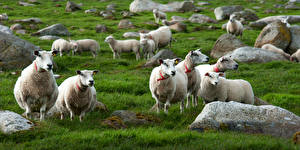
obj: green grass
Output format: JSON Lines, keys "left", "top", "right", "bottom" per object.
{"left": 0, "top": 0, "right": 300, "bottom": 149}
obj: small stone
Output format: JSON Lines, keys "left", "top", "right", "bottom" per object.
{"left": 118, "top": 19, "right": 135, "bottom": 29}
{"left": 95, "top": 24, "right": 108, "bottom": 33}
{"left": 10, "top": 24, "right": 23, "bottom": 31}
{"left": 16, "top": 30, "right": 26, "bottom": 34}
{"left": 85, "top": 9, "right": 97, "bottom": 14}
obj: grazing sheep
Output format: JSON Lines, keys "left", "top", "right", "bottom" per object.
{"left": 153, "top": 9, "right": 167, "bottom": 24}
{"left": 226, "top": 16, "right": 243, "bottom": 37}
{"left": 51, "top": 38, "right": 74, "bottom": 57}
{"left": 70, "top": 39, "right": 100, "bottom": 58}
{"left": 140, "top": 37, "right": 155, "bottom": 60}
{"left": 140, "top": 26, "right": 172, "bottom": 50}
{"left": 290, "top": 49, "right": 300, "bottom": 62}
{"left": 149, "top": 58, "right": 187, "bottom": 114}
{"left": 176, "top": 49, "right": 209, "bottom": 108}
{"left": 262, "top": 44, "right": 290, "bottom": 60}
{"left": 105, "top": 35, "right": 141, "bottom": 60}
{"left": 14, "top": 50, "right": 59, "bottom": 121}
{"left": 55, "top": 70, "right": 99, "bottom": 122}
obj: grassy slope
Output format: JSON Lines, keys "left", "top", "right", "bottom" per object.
{"left": 0, "top": 0, "right": 299, "bottom": 149}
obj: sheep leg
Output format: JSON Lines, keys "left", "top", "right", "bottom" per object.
{"left": 40, "top": 102, "right": 47, "bottom": 121}
{"left": 70, "top": 111, "right": 75, "bottom": 121}
{"left": 24, "top": 103, "right": 32, "bottom": 119}
{"left": 60, "top": 50, "right": 63, "bottom": 57}
{"left": 186, "top": 93, "right": 191, "bottom": 108}
{"left": 192, "top": 94, "right": 198, "bottom": 107}
{"left": 79, "top": 112, "right": 85, "bottom": 122}
{"left": 136, "top": 51, "right": 140, "bottom": 60}
{"left": 60, "top": 112, "right": 64, "bottom": 120}
{"left": 180, "top": 100, "right": 184, "bottom": 114}
{"left": 164, "top": 100, "right": 170, "bottom": 114}
{"left": 113, "top": 52, "right": 117, "bottom": 59}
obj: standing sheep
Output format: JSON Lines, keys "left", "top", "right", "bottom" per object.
{"left": 51, "top": 38, "right": 74, "bottom": 57}
{"left": 226, "top": 15, "right": 243, "bottom": 37}
{"left": 55, "top": 70, "right": 99, "bottom": 122}
{"left": 261, "top": 44, "right": 290, "bottom": 60}
{"left": 105, "top": 35, "right": 141, "bottom": 60}
{"left": 291, "top": 49, "right": 300, "bottom": 62}
{"left": 153, "top": 9, "right": 167, "bottom": 24}
{"left": 176, "top": 49, "right": 209, "bottom": 108}
{"left": 14, "top": 50, "right": 59, "bottom": 121}
{"left": 140, "top": 26, "right": 172, "bottom": 51}
{"left": 70, "top": 39, "right": 100, "bottom": 58}
{"left": 140, "top": 37, "right": 155, "bottom": 60}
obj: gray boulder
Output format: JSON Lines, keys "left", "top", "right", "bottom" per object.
{"left": 210, "top": 34, "right": 246, "bottom": 58}
{"left": 214, "top": 5, "right": 244, "bottom": 21}
{"left": 144, "top": 49, "right": 177, "bottom": 67}
{"left": 18, "top": 1, "right": 35, "bottom": 6}
{"left": 226, "top": 46, "right": 287, "bottom": 63}
{"left": 123, "top": 32, "right": 139, "bottom": 38}
{"left": 39, "top": 35, "right": 61, "bottom": 40}
{"left": 10, "top": 24, "right": 23, "bottom": 31}
{"left": 31, "top": 23, "right": 70, "bottom": 36}
{"left": 288, "top": 25, "right": 300, "bottom": 54}
{"left": 0, "top": 110, "right": 34, "bottom": 134}
{"left": 171, "top": 16, "right": 188, "bottom": 22}
{"left": 189, "top": 14, "right": 217, "bottom": 24}
{"left": 0, "top": 25, "right": 12, "bottom": 35}
{"left": 118, "top": 19, "right": 135, "bottom": 29}
{"left": 65, "top": 1, "right": 81, "bottom": 12}
{"left": 189, "top": 101, "right": 300, "bottom": 139}
{"left": 16, "top": 30, "right": 26, "bottom": 35}
{"left": 85, "top": 9, "right": 97, "bottom": 14}
{"left": 12, "top": 18, "right": 42, "bottom": 24}
{"left": 231, "top": 9, "right": 259, "bottom": 21}
{"left": 95, "top": 24, "right": 108, "bottom": 33}
{"left": 249, "top": 15, "right": 300, "bottom": 29}
{"left": 285, "top": 3, "right": 300, "bottom": 10}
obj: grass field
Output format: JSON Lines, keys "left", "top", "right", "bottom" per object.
{"left": 0, "top": 0, "right": 300, "bottom": 149}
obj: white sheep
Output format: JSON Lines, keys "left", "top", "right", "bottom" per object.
{"left": 149, "top": 58, "right": 187, "bottom": 114}
{"left": 176, "top": 49, "right": 209, "bottom": 108}
{"left": 261, "top": 44, "right": 290, "bottom": 60}
{"left": 105, "top": 35, "right": 141, "bottom": 60}
{"left": 140, "top": 26, "right": 172, "bottom": 51}
{"left": 226, "top": 15, "right": 243, "bottom": 37}
{"left": 55, "top": 70, "right": 99, "bottom": 122}
{"left": 199, "top": 72, "right": 254, "bottom": 104}
{"left": 70, "top": 39, "right": 100, "bottom": 58}
{"left": 140, "top": 37, "right": 155, "bottom": 60}
{"left": 290, "top": 49, "right": 300, "bottom": 62}
{"left": 51, "top": 38, "right": 74, "bottom": 57}
{"left": 0, "top": 13, "right": 8, "bottom": 21}
{"left": 14, "top": 50, "right": 59, "bottom": 121}
{"left": 153, "top": 9, "right": 167, "bottom": 24}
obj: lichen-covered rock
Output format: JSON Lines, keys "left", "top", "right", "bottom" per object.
{"left": 118, "top": 19, "right": 135, "bottom": 29}
{"left": 189, "top": 14, "right": 217, "bottom": 24}
{"left": 10, "top": 24, "right": 23, "bottom": 31}
{"left": 65, "top": 1, "right": 81, "bottom": 12}
{"left": 144, "top": 49, "right": 177, "bottom": 67}
{"left": 287, "top": 25, "right": 300, "bottom": 54}
{"left": 214, "top": 5, "right": 244, "bottom": 21}
{"left": 171, "top": 16, "right": 187, "bottom": 22}
{"left": 95, "top": 24, "right": 108, "bottom": 33}
{"left": 189, "top": 101, "right": 300, "bottom": 139}
{"left": 0, "top": 25, "right": 12, "bottom": 35}
{"left": 249, "top": 15, "right": 300, "bottom": 29}
{"left": 0, "top": 110, "right": 34, "bottom": 134}
{"left": 12, "top": 18, "right": 42, "bottom": 24}
{"left": 31, "top": 23, "right": 70, "bottom": 36}
{"left": 39, "top": 35, "right": 61, "bottom": 40}
{"left": 230, "top": 9, "right": 259, "bottom": 21}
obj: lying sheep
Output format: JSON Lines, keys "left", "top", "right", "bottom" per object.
{"left": 105, "top": 35, "right": 141, "bottom": 60}
{"left": 291, "top": 49, "right": 300, "bottom": 62}
{"left": 140, "top": 37, "right": 155, "bottom": 60}
{"left": 153, "top": 9, "right": 167, "bottom": 24}
{"left": 70, "top": 39, "right": 100, "bottom": 58}
{"left": 55, "top": 70, "right": 99, "bottom": 122}
{"left": 140, "top": 26, "right": 172, "bottom": 51}
{"left": 149, "top": 58, "right": 187, "bottom": 114}
{"left": 262, "top": 44, "right": 290, "bottom": 60}
{"left": 226, "top": 15, "right": 243, "bottom": 37}
{"left": 14, "top": 50, "right": 59, "bottom": 121}
{"left": 176, "top": 49, "right": 209, "bottom": 108}
{"left": 51, "top": 39, "right": 74, "bottom": 57}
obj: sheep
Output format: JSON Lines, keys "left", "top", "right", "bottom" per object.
{"left": 105, "top": 35, "right": 141, "bottom": 60}
{"left": 261, "top": 44, "right": 290, "bottom": 60}
{"left": 51, "top": 38, "right": 74, "bottom": 57}
{"left": 0, "top": 13, "right": 8, "bottom": 21}
{"left": 290, "top": 49, "right": 300, "bottom": 62}
{"left": 140, "top": 26, "right": 172, "bottom": 51}
{"left": 149, "top": 58, "right": 187, "bottom": 114}
{"left": 153, "top": 9, "right": 167, "bottom": 24}
{"left": 55, "top": 70, "right": 99, "bottom": 122}
{"left": 176, "top": 49, "right": 209, "bottom": 108}
{"left": 226, "top": 15, "right": 243, "bottom": 37}
{"left": 14, "top": 50, "right": 59, "bottom": 121}
{"left": 140, "top": 37, "right": 155, "bottom": 60}
{"left": 69, "top": 39, "right": 100, "bottom": 58}
{"left": 281, "top": 16, "right": 291, "bottom": 28}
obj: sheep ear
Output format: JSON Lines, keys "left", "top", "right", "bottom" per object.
{"left": 190, "top": 50, "right": 194, "bottom": 55}
{"left": 205, "top": 72, "right": 209, "bottom": 76}
{"left": 158, "top": 59, "right": 163, "bottom": 64}
{"left": 34, "top": 50, "right": 40, "bottom": 56}
{"left": 93, "top": 70, "right": 99, "bottom": 75}
{"left": 52, "top": 50, "right": 58, "bottom": 56}
{"left": 76, "top": 70, "right": 82, "bottom": 75}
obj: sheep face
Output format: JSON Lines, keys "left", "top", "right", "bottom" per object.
{"left": 159, "top": 59, "right": 179, "bottom": 77}
{"left": 34, "top": 50, "right": 58, "bottom": 71}
{"left": 189, "top": 49, "right": 209, "bottom": 64}
{"left": 217, "top": 56, "right": 238, "bottom": 70}
{"left": 204, "top": 72, "right": 222, "bottom": 86}
{"left": 140, "top": 39, "right": 147, "bottom": 46}
{"left": 69, "top": 40, "right": 78, "bottom": 52}
{"left": 104, "top": 35, "right": 114, "bottom": 43}
{"left": 153, "top": 9, "right": 158, "bottom": 13}
{"left": 77, "top": 70, "right": 99, "bottom": 87}
{"left": 140, "top": 33, "right": 152, "bottom": 40}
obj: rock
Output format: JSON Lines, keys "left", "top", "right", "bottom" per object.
{"left": 144, "top": 49, "right": 177, "bottom": 67}
{"left": 39, "top": 35, "right": 60, "bottom": 40}
{"left": 252, "top": 6, "right": 261, "bottom": 9}
{"left": 106, "top": 4, "right": 116, "bottom": 11}
{"left": 285, "top": 3, "right": 300, "bottom": 10}
{"left": 290, "top": 0, "right": 300, "bottom": 2}
{"left": 12, "top": 18, "right": 42, "bottom": 24}
{"left": 120, "top": 11, "right": 134, "bottom": 18}
{"left": 274, "top": 4, "right": 284, "bottom": 8}
{"left": 123, "top": 32, "right": 139, "bottom": 38}
{"left": 264, "top": 9, "right": 276, "bottom": 14}
{"left": 197, "top": 2, "right": 210, "bottom": 6}
{"left": 93, "top": 101, "right": 108, "bottom": 112}
{"left": 10, "top": 24, "right": 23, "bottom": 31}
{"left": 3, "top": 5, "right": 13, "bottom": 10}
{"left": 0, "top": 110, "right": 34, "bottom": 134}
{"left": 167, "top": 22, "right": 187, "bottom": 32}
{"left": 16, "top": 30, "right": 26, "bottom": 34}
{"left": 65, "top": 1, "right": 81, "bottom": 12}
{"left": 168, "top": 1, "right": 196, "bottom": 12}
{"left": 249, "top": 15, "right": 300, "bottom": 29}
{"left": 189, "top": 14, "right": 217, "bottom": 24}
{"left": 28, "top": 0, "right": 39, "bottom": 4}
{"left": 189, "top": 101, "right": 300, "bottom": 138}
{"left": 118, "top": 19, "right": 135, "bottom": 29}
{"left": 226, "top": 46, "right": 287, "bottom": 63}
{"left": 231, "top": 9, "right": 259, "bottom": 21}
{"left": 18, "top": 1, "right": 35, "bottom": 6}
{"left": 85, "top": 9, "right": 97, "bottom": 14}
{"left": 0, "top": 13, "right": 8, "bottom": 21}
{"left": 287, "top": 25, "right": 300, "bottom": 54}
{"left": 210, "top": 34, "right": 246, "bottom": 58}
{"left": 31, "top": 23, "right": 70, "bottom": 36}
{"left": 0, "top": 25, "right": 12, "bottom": 35}
{"left": 29, "top": 24, "right": 39, "bottom": 30}
{"left": 102, "top": 116, "right": 127, "bottom": 129}
{"left": 254, "top": 21, "right": 291, "bottom": 50}
{"left": 112, "top": 110, "right": 159, "bottom": 125}
{"left": 99, "top": 10, "right": 115, "bottom": 19}
{"left": 95, "top": 24, "right": 108, "bottom": 33}
{"left": 214, "top": 5, "right": 244, "bottom": 21}
{"left": 171, "top": 16, "right": 187, "bottom": 22}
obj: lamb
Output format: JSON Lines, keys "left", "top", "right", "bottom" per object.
{"left": 153, "top": 9, "right": 167, "bottom": 24}
{"left": 149, "top": 58, "right": 187, "bottom": 114}
{"left": 105, "top": 35, "right": 141, "bottom": 60}
{"left": 261, "top": 44, "right": 290, "bottom": 60}
{"left": 226, "top": 15, "right": 243, "bottom": 37}
{"left": 176, "top": 49, "right": 209, "bottom": 108}
{"left": 55, "top": 70, "right": 99, "bottom": 122}
{"left": 140, "top": 37, "right": 155, "bottom": 60}
{"left": 140, "top": 26, "right": 172, "bottom": 51}
{"left": 70, "top": 39, "right": 100, "bottom": 58}
{"left": 290, "top": 49, "right": 300, "bottom": 62}
{"left": 14, "top": 50, "right": 59, "bottom": 121}
{"left": 51, "top": 38, "right": 74, "bottom": 57}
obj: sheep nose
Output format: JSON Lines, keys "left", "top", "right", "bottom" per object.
{"left": 215, "top": 82, "right": 218, "bottom": 85}
{"left": 234, "top": 64, "right": 239, "bottom": 69}
{"left": 47, "top": 64, "right": 52, "bottom": 69}
{"left": 205, "top": 57, "right": 209, "bottom": 62}
{"left": 171, "top": 71, "right": 176, "bottom": 76}
{"left": 89, "top": 80, "right": 94, "bottom": 84}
